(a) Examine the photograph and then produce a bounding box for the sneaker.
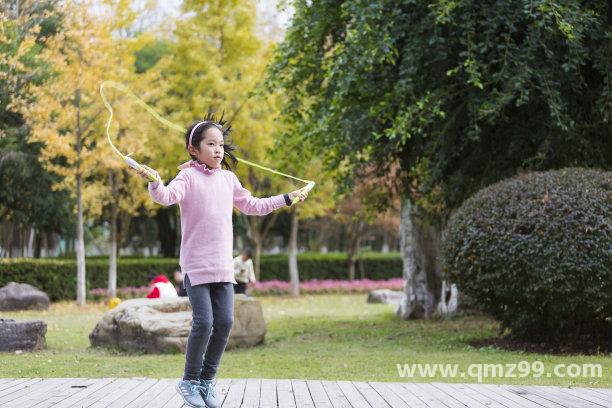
[176,379,206,408]
[199,378,223,408]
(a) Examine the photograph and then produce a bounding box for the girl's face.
[189,127,224,168]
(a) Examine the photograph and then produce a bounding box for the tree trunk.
[108,170,118,299]
[75,88,86,306]
[397,196,458,319]
[346,220,365,281]
[27,227,35,257]
[75,172,86,306]
[288,206,299,296]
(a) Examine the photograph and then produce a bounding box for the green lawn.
[0,294,609,387]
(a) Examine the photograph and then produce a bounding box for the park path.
[0,377,609,407]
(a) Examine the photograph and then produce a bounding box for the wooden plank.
[160,385,185,408]
[216,378,232,406]
[401,383,449,408]
[141,379,179,408]
[0,378,42,403]
[320,381,351,408]
[434,383,509,408]
[336,381,370,408]
[277,379,296,408]
[383,382,429,408]
[574,387,612,400]
[412,382,468,408]
[260,379,278,408]
[123,379,172,408]
[368,382,410,408]
[108,378,160,408]
[508,384,605,408]
[498,384,566,408]
[241,378,261,408]
[353,381,391,408]
[25,378,96,408]
[5,377,73,408]
[292,380,315,408]
[0,378,30,393]
[87,378,146,408]
[45,378,115,408]
[223,378,246,408]
[306,380,333,408]
[545,386,611,407]
[467,383,543,408]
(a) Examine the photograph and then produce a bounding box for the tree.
[267,0,611,318]
[0,0,73,257]
[153,0,288,278]
[95,0,168,298]
[15,0,120,304]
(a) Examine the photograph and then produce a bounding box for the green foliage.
[268,0,612,216]
[0,1,72,233]
[442,168,612,339]
[0,252,403,300]
[134,39,171,73]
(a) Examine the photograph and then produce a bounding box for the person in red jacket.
[146,274,179,299]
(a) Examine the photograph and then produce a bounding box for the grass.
[0,294,609,387]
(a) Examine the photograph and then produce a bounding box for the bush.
[0,252,402,301]
[442,167,612,339]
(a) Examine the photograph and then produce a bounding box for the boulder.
[228,294,266,349]
[0,282,50,311]
[367,289,405,305]
[0,318,47,351]
[90,294,266,353]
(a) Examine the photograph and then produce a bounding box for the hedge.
[442,167,612,339]
[0,252,402,301]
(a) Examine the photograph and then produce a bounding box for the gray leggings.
[183,274,234,381]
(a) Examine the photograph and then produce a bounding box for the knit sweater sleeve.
[148,169,190,206]
[232,172,287,216]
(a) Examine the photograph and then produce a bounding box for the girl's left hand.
[288,187,309,203]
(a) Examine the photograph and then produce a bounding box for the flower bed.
[251,278,403,295]
[89,278,403,299]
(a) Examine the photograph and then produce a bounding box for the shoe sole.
[175,381,206,408]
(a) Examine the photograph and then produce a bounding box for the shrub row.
[0,252,402,301]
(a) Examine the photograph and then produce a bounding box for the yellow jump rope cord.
[100,81,315,192]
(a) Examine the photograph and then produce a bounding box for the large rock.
[0,282,50,311]
[0,318,47,351]
[90,294,266,353]
[367,289,405,305]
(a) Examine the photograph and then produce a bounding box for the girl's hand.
[288,187,309,203]
[134,164,160,182]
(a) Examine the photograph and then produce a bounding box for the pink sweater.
[148,160,288,286]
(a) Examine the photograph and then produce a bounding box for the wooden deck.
[0,378,609,408]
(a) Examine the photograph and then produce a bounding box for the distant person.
[146,273,179,299]
[174,270,188,297]
[233,248,256,295]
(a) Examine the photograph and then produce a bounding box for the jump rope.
[99,80,315,204]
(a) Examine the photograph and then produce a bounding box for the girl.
[135,113,308,408]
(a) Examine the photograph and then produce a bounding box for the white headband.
[188,120,222,148]
[188,121,208,148]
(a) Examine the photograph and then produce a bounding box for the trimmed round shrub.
[442,167,611,339]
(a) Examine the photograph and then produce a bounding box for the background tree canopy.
[268,0,612,217]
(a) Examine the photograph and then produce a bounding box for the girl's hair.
[185,110,239,171]
[242,248,253,259]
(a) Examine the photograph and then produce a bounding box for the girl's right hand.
[134,164,161,182]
